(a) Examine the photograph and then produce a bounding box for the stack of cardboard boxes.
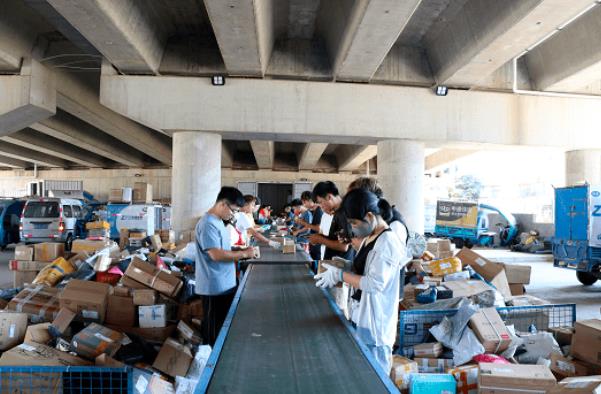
[10,243,64,288]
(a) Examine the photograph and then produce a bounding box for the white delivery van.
[20,197,83,246]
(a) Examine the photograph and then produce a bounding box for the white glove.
[313,263,342,289]
[268,240,282,250]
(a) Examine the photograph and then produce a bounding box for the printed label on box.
[82,310,99,319]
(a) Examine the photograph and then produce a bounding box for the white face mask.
[351,215,376,238]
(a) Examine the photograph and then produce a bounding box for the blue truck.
[553,184,601,285]
[434,200,518,248]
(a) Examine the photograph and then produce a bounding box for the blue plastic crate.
[397,303,576,356]
[0,366,132,393]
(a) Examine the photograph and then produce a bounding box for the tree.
[451,175,482,200]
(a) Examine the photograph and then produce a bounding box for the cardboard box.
[105,324,176,344]
[24,322,52,345]
[119,275,151,290]
[139,305,171,328]
[177,321,201,344]
[124,258,182,298]
[509,283,525,296]
[93,255,112,272]
[478,363,556,394]
[469,307,511,353]
[390,355,418,390]
[422,276,444,286]
[0,311,28,350]
[550,326,574,347]
[150,234,162,251]
[437,239,452,251]
[442,280,494,298]
[49,307,76,337]
[95,353,124,367]
[571,319,601,367]
[547,376,601,394]
[7,285,60,323]
[71,323,123,359]
[447,364,478,394]
[33,243,65,262]
[59,279,111,323]
[178,299,204,321]
[9,260,51,272]
[410,373,457,394]
[317,260,346,288]
[456,248,512,299]
[132,289,157,307]
[0,342,92,366]
[152,338,193,378]
[14,245,34,261]
[113,286,130,297]
[414,357,454,373]
[106,294,136,327]
[282,239,296,254]
[413,342,443,358]
[109,187,132,203]
[71,239,117,254]
[550,352,590,379]
[133,182,153,204]
[503,263,531,284]
[13,270,37,287]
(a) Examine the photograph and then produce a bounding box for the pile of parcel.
[389,238,601,394]
[0,221,207,393]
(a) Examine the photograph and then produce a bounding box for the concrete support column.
[566,150,601,186]
[171,131,222,234]
[378,140,425,234]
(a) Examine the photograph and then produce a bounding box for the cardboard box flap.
[479,363,556,390]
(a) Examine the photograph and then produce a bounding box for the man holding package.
[195,187,257,346]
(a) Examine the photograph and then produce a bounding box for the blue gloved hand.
[313,263,342,288]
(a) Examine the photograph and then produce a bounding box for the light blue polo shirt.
[194,214,236,295]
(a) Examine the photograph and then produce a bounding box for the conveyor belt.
[199,264,394,394]
[249,245,312,264]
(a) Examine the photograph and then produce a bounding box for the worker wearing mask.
[308,181,355,261]
[313,189,409,374]
[195,187,258,346]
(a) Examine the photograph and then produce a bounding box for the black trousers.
[202,289,236,347]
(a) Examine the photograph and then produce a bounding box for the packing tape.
[482,309,503,354]
[14,285,44,312]
[38,292,58,318]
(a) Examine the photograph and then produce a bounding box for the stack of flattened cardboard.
[455,248,512,300]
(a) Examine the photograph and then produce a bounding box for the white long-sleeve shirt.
[351,230,411,347]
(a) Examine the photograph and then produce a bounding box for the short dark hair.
[290,198,302,207]
[312,181,339,201]
[216,187,245,207]
[243,195,256,205]
[300,191,313,202]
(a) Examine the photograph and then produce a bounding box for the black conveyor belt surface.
[250,245,311,264]
[206,264,390,394]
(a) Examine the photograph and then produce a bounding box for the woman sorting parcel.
[313,188,410,373]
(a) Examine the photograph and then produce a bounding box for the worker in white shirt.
[313,189,410,374]
[235,195,281,249]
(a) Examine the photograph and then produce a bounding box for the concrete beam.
[526,4,601,92]
[336,145,378,171]
[63,67,171,165]
[297,143,328,170]
[2,128,109,168]
[249,140,275,169]
[221,143,234,168]
[0,154,30,168]
[426,0,592,87]
[0,0,53,71]
[425,149,477,171]
[46,0,165,74]
[0,140,68,167]
[318,0,421,81]
[30,111,145,167]
[100,74,601,151]
[0,59,56,136]
[204,0,275,76]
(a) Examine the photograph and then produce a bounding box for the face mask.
[352,216,376,238]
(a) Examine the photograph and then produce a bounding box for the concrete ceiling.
[1,0,600,172]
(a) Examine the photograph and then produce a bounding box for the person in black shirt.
[307,181,355,262]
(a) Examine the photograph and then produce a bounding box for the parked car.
[20,197,83,248]
[0,199,26,249]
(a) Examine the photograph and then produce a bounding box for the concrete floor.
[0,245,598,320]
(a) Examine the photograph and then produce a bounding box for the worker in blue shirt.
[195,186,257,346]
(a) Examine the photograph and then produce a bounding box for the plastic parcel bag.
[516,332,561,364]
